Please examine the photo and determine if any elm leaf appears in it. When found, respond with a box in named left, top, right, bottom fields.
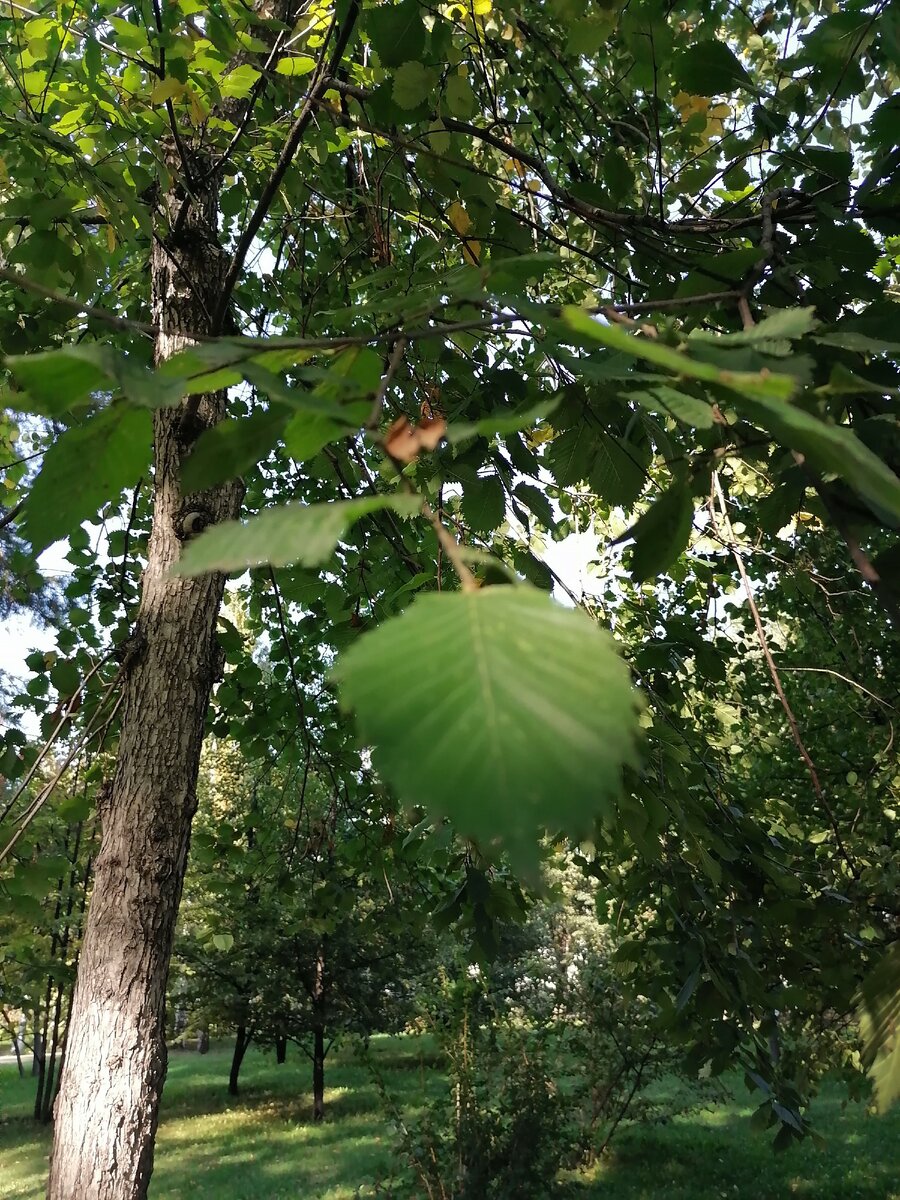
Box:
left=332, top=586, right=641, bottom=874
left=173, top=494, right=423, bottom=574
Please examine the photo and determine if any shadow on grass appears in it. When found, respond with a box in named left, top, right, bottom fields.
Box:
left=566, top=1091, right=900, bottom=1200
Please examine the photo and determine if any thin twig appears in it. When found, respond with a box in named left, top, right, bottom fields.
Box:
left=0, top=498, right=24, bottom=529
left=712, top=473, right=857, bottom=877
left=421, top=499, right=478, bottom=592
left=776, top=666, right=894, bottom=709
left=0, top=651, right=114, bottom=828
left=367, top=336, right=407, bottom=430
left=0, top=689, right=124, bottom=863
left=212, top=2, right=362, bottom=333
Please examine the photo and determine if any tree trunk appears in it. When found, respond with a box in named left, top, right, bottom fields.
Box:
left=312, top=1026, right=326, bottom=1123
left=31, top=1022, right=43, bottom=1079
left=47, top=144, right=243, bottom=1200
left=275, top=1035, right=287, bottom=1065
left=312, top=941, right=326, bottom=1122
left=228, top=1026, right=252, bottom=1096
left=40, top=981, right=65, bottom=1123
left=11, top=1018, right=24, bottom=1076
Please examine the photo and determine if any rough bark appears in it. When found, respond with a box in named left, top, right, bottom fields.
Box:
left=47, top=149, right=243, bottom=1200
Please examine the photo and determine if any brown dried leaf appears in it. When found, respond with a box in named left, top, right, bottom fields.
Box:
left=384, top=414, right=448, bottom=463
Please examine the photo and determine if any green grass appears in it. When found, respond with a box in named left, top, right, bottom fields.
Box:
left=1, top=1039, right=898, bottom=1199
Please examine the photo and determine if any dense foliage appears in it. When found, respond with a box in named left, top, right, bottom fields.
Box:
left=1, top=0, right=899, bottom=1192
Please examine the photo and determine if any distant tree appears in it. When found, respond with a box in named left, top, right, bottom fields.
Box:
left=175, top=733, right=440, bottom=1115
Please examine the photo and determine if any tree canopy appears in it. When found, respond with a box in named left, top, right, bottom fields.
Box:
left=0, top=0, right=899, bottom=1194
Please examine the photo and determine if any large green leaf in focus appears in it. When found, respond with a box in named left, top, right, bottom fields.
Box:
left=173, top=495, right=423, bottom=574
left=22, top=405, right=151, bottom=553
left=332, top=586, right=641, bottom=874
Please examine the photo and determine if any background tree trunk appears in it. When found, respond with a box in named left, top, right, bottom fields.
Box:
left=228, top=1026, right=252, bottom=1096
left=312, top=1027, right=326, bottom=1123
left=312, top=941, right=327, bottom=1121
left=47, top=146, right=242, bottom=1200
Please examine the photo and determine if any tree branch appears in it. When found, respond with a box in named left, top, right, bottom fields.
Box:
left=212, top=1, right=362, bottom=333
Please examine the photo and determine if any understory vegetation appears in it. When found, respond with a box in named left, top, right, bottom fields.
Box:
left=3, top=1039, right=898, bottom=1200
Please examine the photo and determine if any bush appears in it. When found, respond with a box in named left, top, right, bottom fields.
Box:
left=374, top=974, right=575, bottom=1199
left=375, top=954, right=727, bottom=1198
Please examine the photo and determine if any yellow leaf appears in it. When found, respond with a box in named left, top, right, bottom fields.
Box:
left=673, top=91, right=710, bottom=121
left=461, top=238, right=481, bottom=266
left=473, top=0, right=492, bottom=13
left=187, top=85, right=209, bottom=126
left=526, top=178, right=541, bottom=192
left=105, top=223, right=116, bottom=253
left=447, top=200, right=472, bottom=236
left=150, top=77, right=186, bottom=105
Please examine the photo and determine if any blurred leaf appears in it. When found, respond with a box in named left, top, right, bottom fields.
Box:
left=623, top=481, right=695, bottom=581
left=673, top=41, right=755, bottom=95
left=859, top=943, right=900, bottom=1111
left=174, top=494, right=423, bottom=574
left=22, top=406, right=151, bottom=553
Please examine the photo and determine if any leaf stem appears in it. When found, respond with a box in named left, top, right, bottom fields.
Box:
left=421, top=499, right=478, bottom=592
left=367, top=336, right=407, bottom=430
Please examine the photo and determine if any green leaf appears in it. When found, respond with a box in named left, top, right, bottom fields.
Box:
left=149, top=77, right=185, bottom=105
left=737, top=394, right=900, bottom=525
left=689, top=307, right=819, bottom=346
left=211, top=933, right=235, bottom=952
left=219, top=63, right=261, bottom=99
left=461, top=475, right=506, bottom=533
left=274, top=55, right=316, bottom=76
left=393, top=60, right=432, bottom=110
left=514, top=482, right=556, bottom=530
left=673, top=41, right=755, bottom=95
left=623, top=481, right=695, bottom=582
left=173, top=495, right=423, bottom=575
left=561, top=308, right=797, bottom=402
left=5, top=345, right=179, bottom=414
left=332, top=586, right=641, bottom=874
left=22, top=406, right=151, bottom=553
left=445, top=73, right=477, bottom=118
left=366, top=0, right=426, bottom=68
left=283, top=411, right=352, bottom=462
left=631, top=386, right=716, bottom=429
left=182, top=406, right=290, bottom=494
left=448, top=398, right=560, bottom=443
left=590, top=433, right=648, bottom=508
left=814, top=332, right=900, bottom=355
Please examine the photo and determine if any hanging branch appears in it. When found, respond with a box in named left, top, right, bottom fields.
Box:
left=212, top=1, right=363, bottom=333
left=711, top=473, right=858, bottom=879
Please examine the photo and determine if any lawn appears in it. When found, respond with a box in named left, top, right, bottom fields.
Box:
left=1, top=1038, right=897, bottom=1199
